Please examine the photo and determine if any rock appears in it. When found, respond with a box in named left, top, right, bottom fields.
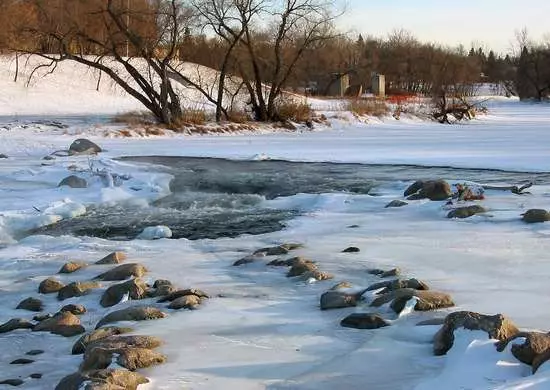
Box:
left=329, top=281, right=353, bottom=290
left=447, top=205, right=487, bottom=219
left=320, top=289, right=367, bottom=310
left=33, top=312, right=85, bottom=337
left=136, top=225, right=172, bottom=240
left=0, top=318, right=34, bottom=333
left=340, top=313, right=390, bottom=329
left=385, top=200, right=408, bottom=208
left=495, top=331, right=550, bottom=367
left=148, top=283, right=176, bottom=298
left=68, top=138, right=102, bottom=155
left=58, top=281, right=101, bottom=301
left=60, top=304, right=87, bottom=315
left=522, top=209, right=550, bottom=223
left=416, top=318, right=446, bottom=326
left=59, top=261, right=87, bottom=274
left=168, top=295, right=201, bottom=310
left=370, top=288, right=455, bottom=314
left=95, top=306, right=166, bottom=329
left=81, top=347, right=166, bottom=371
left=0, top=153, right=8, bottom=159
left=10, top=358, right=34, bottom=365
left=43, top=155, right=55, bottom=160
left=33, top=314, right=53, bottom=322
left=287, top=258, right=317, bottom=277
left=233, top=255, right=256, bottom=266
left=38, top=277, right=65, bottom=294
left=55, top=369, right=148, bottom=390
left=253, top=245, right=289, bottom=256
left=0, top=379, right=24, bottom=386
left=100, top=278, right=148, bottom=307
left=302, top=270, right=333, bottom=281
left=267, top=259, right=290, bottom=266
left=342, top=246, right=360, bottom=253
left=26, top=350, right=45, bottom=356
left=95, top=263, right=147, bottom=281
left=58, top=175, right=87, bottom=188
left=95, top=251, right=127, bottom=265
left=280, top=243, right=303, bottom=251
left=405, top=179, right=452, bottom=201
left=72, top=327, right=134, bottom=355
left=367, top=268, right=401, bottom=278
left=30, top=374, right=42, bottom=379
left=367, top=278, right=429, bottom=294
left=533, top=350, right=550, bottom=374
left=433, top=311, right=519, bottom=356
left=86, top=335, right=163, bottom=353
left=157, top=288, right=209, bottom=303
left=16, top=297, right=44, bottom=312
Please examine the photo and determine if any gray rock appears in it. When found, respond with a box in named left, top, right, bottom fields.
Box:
left=100, top=278, right=148, bottom=307
left=95, top=251, right=127, bottom=265
left=320, top=289, right=366, bottom=310
left=0, top=318, right=35, bottom=334
left=157, top=288, right=209, bottom=303
left=33, top=312, right=85, bottom=337
left=405, top=179, right=452, bottom=201
left=340, top=313, right=390, bottom=329
left=367, top=268, right=401, bottom=278
left=433, top=311, right=519, bottom=356
left=233, top=255, right=256, bottom=266
left=342, top=246, right=360, bottom=253
left=39, top=277, right=65, bottom=294
left=81, top=346, right=166, bottom=371
left=168, top=295, right=201, bottom=310
left=30, top=373, right=42, bottom=379
left=495, top=331, right=550, bottom=367
left=0, top=379, right=24, bottom=386
left=95, top=306, right=166, bottom=329
left=385, top=200, right=408, bottom=208
left=0, top=154, right=8, bottom=159
left=10, top=358, right=34, bottom=365
left=60, top=304, right=87, bottom=315
left=57, top=281, right=101, bottom=301
left=58, top=175, right=87, bottom=188
left=370, top=288, right=454, bottom=314
left=72, top=327, right=134, bottom=355
left=55, top=369, right=148, bottom=390
left=95, top=263, right=147, bottom=281
left=26, top=350, right=45, bottom=356
left=522, top=209, right=550, bottom=223
left=16, top=297, right=44, bottom=312
left=68, top=138, right=102, bottom=155
left=447, top=205, right=487, bottom=219
left=59, top=261, right=87, bottom=274
left=367, top=278, right=429, bottom=293
left=287, top=258, right=317, bottom=277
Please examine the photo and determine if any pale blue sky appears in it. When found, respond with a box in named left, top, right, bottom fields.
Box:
left=339, top=0, right=550, bottom=53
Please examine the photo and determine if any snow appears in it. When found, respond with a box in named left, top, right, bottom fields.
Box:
left=1, top=56, right=550, bottom=389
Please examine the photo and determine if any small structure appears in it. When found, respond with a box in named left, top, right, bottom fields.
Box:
left=371, top=73, right=385, bottom=97
left=326, top=73, right=350, bottom=97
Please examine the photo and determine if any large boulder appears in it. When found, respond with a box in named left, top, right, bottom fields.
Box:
left=55, top=369, right=148, bottom=390
left=68, top=138, right=102, bottom=156
left=95, top=263, right=147, bottom=281
left=168, top=295, right=202, bottom=310
left=16, top=297, right=44, bottom=312
left=39, top=277, right=65, bottom=294
left=158, top=288, right=209, bottom=303
left=320, top=289, right=366, bottom=310
left=60, top=304, right=87, bottom=315
left=287, top=258, right=317, bottom=277
left=58, top=281, right=101, bottom=301
left=58, top=175, right=88, bottom=189
left=340, top=313, right=390, bottom=329
left=86, top=335, right=163, bottom=352
left=95, top=251, right=127, bottom=265
left=447, top=205, right=487, bottom=219
left=81, top=347, right=166, bottom=371
left=100, top=278, right=148, bottom=308
left=433, top=311, right=519, bottom=355
left=522, top=209, right=550, bottom=223
left=367, top=278, right=429, bottom=294
left=95, top=306, right=166, bottom=329
left=72, top=327, right=134, bottom=355
left=148, top=281, right=176, bottom=298
left=33, top=312, right=85, bottom=337
left=405, top=180, right=452, bottom=201
left=370, top=288, right=454, bottom=314
left=59, top=261, right=88, bottom=274
left=0, top=318, right=34, bottom=334
left=496, top=331, right=550, bottom=367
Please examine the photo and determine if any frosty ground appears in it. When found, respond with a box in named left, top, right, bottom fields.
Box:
left=1, top=58, right=550, bottom=389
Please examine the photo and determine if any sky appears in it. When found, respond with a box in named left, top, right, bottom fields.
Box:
left=339, top=0, right=550, bottom=54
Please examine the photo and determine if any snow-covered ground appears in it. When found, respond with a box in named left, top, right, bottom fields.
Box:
left=1, top=56, right=550, bottom=389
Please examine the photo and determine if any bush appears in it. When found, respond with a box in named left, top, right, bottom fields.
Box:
left=276, top=101, right=313, bottom=122
left=347, top=98, right=389, bottom=117
left=112, top=111, right=156, bottom=126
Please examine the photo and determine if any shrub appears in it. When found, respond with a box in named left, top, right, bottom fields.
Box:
left=112, top=111, right=156, bottom=126
left=276, top=101, right=313, bottom=122
left=347, top=98, right=389, bottom=117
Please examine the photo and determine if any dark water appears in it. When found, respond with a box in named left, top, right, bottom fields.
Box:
left=33, top=156, right=550, bottom=240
